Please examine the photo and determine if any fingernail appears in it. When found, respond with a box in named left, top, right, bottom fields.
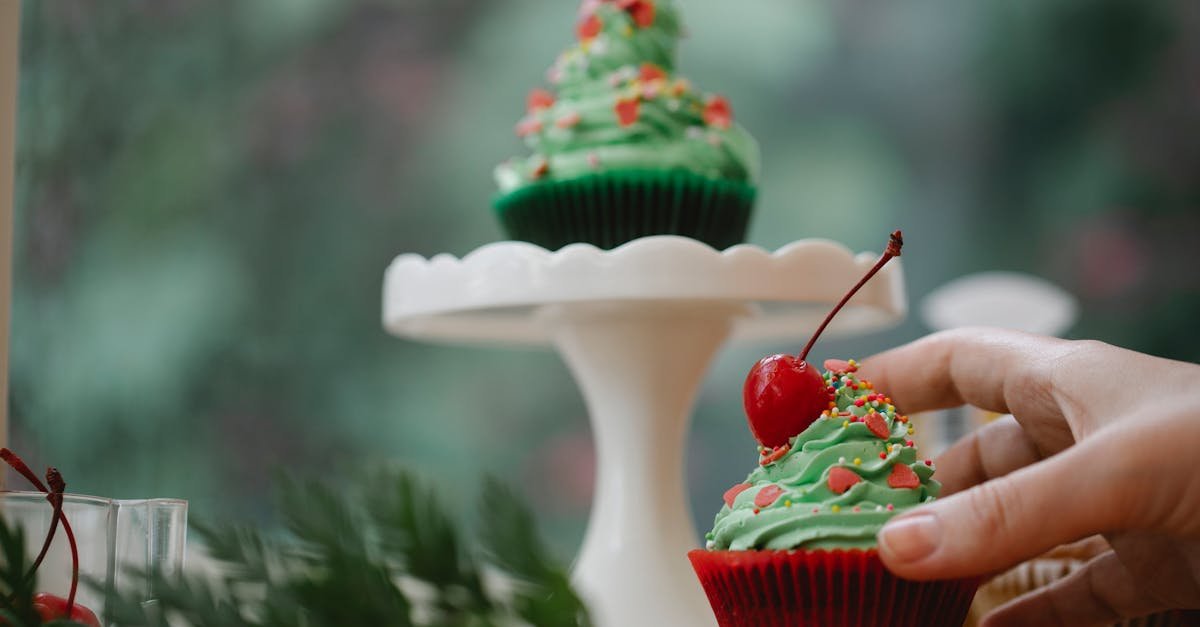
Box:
left=878, top=513, right=941, bottom=562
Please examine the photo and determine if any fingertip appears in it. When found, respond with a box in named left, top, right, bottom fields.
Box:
left=877, top=512, right=943, bottom=578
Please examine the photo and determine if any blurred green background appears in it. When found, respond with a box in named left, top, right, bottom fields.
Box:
left=10, top=0, right=1199, bottom=556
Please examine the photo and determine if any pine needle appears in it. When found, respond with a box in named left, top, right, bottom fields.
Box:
left=106, top=468, right=590, bottom=627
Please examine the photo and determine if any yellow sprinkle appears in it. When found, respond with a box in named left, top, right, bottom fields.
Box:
left=887, top=404, right=895, bottom=412
left=887, top=444, right=894, bottom=453
left=831, top=505, right=841, bottom=513
left=907, top=426, right=915, bottom=435
left=784, top=500, right=792, bottom=508
left=842, top=420, right=849, bottom=428
left=853, top=457, right=862, bottom=466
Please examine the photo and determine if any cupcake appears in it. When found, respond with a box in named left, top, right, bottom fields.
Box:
left=689, top=232, right=979, bottom=626
left=690, top=360, right=979, bottom=627
left=493, top=0, right=759, bottom=251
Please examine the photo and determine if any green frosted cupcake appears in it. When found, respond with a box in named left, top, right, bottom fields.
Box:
left=493, top=0, right=759, bottom=250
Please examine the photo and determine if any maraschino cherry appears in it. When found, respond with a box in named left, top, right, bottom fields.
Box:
left=32, top=592, right=100, bottom=626
left=0, top=448, right=101, bottom=627
left=743, top=231, right=904, bottom=448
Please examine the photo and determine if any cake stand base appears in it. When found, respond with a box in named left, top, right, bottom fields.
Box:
left=546, top=301, right=747, bottom=627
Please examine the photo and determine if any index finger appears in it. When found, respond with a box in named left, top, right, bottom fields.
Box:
left=855, top=327, right=1071, bottom=421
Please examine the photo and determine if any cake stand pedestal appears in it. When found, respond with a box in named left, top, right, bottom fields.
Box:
left=383, top=236, right=906, bottom=627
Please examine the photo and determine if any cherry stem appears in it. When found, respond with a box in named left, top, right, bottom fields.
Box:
left=797, top=230, right=903, bottom=362
left=1, top=449, right=48, bottom=492
left=47, top=469, right=80, bottom=616
left=26, top=486, right=61, bottom=583
left=0, top=449, right=80, bottom=617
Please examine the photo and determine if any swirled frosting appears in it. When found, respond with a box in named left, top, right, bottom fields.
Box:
left=705, top=360, right=940, bottom=551
left=494, top=0, right=759, bottom=192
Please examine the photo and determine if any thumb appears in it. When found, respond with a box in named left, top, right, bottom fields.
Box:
left=877, top=434, right=1138, bottom=580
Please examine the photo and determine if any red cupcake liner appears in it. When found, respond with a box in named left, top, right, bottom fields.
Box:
left=689, top=549, right=979, bottom=627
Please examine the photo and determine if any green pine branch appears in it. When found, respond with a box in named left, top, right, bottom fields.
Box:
left=106, top=468, right=590, bottom=627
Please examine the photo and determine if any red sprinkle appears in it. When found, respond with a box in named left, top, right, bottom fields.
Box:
left=530, top=158, right=549, bottom=179
left=924, top=459, right=933, bottom=466
left=905, top=439, right=914, bottom=447
left=864, top=412, right=890, bottom=439
left=614, top=98, right=640, bottom=126
left=515, top=117, right=543, bottom=137
left=878, top=452, right=886, bottom=459
left=759, top=443, right=790, bottom=466
left=639, top=62, right=667, bottom=83
left=754, top=484, right=784, bottom=508
left=626, top=0, right=656, bottom=27
left=827, top=467, right=861, bottom=495
left=703, top=95, right=733, bottom=129
left=577, top=13, right=602, bottom=41
left=723, top=483, right=752, bottom=507
left=887, top=464, right=920, bottom=490
left=555, top=111, right=582, bottom=128
left=853, top=398, right=866, bottom=407
left=527, top=88, right=555, bottom=113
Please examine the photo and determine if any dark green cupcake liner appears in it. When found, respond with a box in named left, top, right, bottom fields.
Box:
left=492, top=170, right=756, bottom=250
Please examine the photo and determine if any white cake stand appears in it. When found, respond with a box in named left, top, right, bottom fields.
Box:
left=383, top=236, right=906, bottom=627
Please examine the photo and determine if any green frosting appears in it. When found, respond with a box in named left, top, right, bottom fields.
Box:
left=495, top=0, right=759, bottom=192
left=705, top=363, right=940, bottom=551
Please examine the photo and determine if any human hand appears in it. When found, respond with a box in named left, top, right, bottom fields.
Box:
left=857, top=327, right=1200, bottom=626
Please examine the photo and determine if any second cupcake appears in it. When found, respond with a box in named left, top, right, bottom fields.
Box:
left=493, top=0, right=759, bottom=251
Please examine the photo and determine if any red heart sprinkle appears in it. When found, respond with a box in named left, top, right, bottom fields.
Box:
left=515, top=117, right=542, bottom=137
left=864, top=412, right=890, bottom=439
left=639, top=62, right=667, bottom=83
left=827, top=467, right=861, bottom=495
left=823, top=359, right=851, bottom=373
left=888, top=463, right=920, bottom=489
left=555, top=111, right=582, bottom=128
left=527, top=88, right=555, bottom=113
left=723, top=483, right=751, bottom=507
left=754, top=484, right=784, bottom=508
left=614, top=97, right=640, bottom=126
left=577, top=13, right=602, bottom=41
left=703, top=95, right=732, bottom=129
left=627, top=0, right=656, bottom=27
